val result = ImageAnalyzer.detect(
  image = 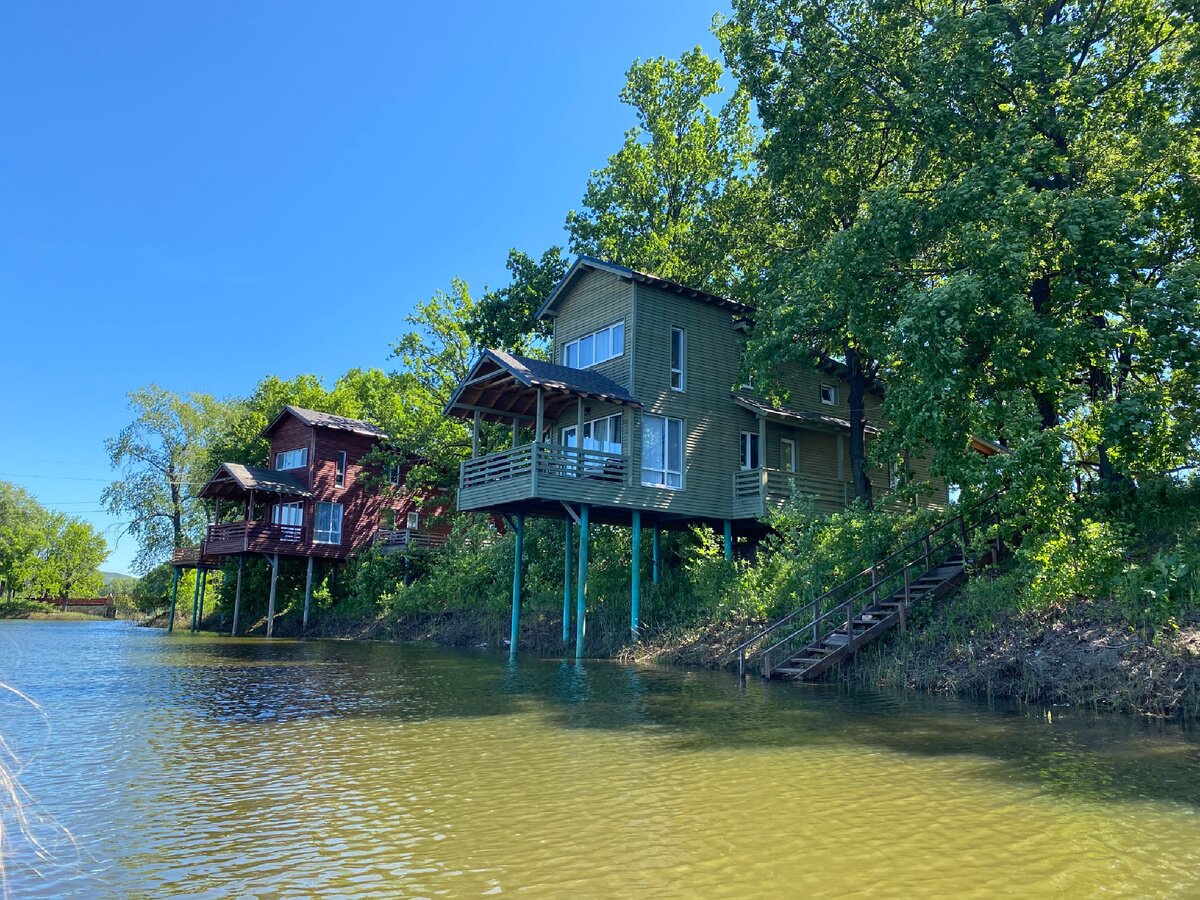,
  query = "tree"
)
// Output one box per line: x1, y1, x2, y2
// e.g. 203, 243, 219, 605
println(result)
566, 46, 769, 298
725, 0, 1200, 508
103, 386, 220, 573
464, 247, 569, 356
0, 482, 49, 599
35, 516, 107, 599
